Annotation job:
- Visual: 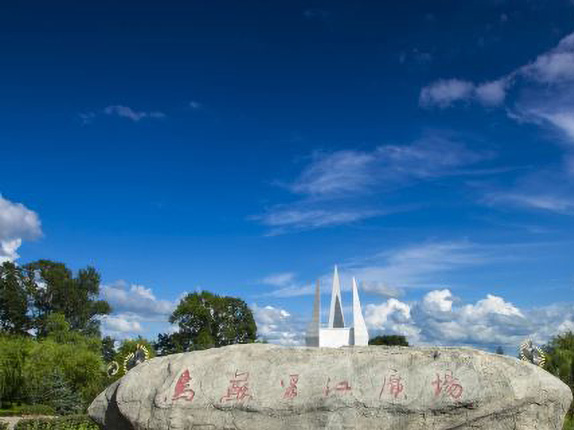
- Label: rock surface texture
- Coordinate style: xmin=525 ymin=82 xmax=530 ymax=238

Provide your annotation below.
xmin=89 ymin=344 xmax=572 ymax=430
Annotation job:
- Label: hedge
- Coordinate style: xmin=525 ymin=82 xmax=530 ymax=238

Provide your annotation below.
xmin=14 ymin=415 xmax=98 ymax=430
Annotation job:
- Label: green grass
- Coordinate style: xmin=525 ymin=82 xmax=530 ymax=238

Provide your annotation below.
xmin=0 ymin=404 xmax=55 ymax=417
xmin=564 ymin=415 xmax=574 ymax=430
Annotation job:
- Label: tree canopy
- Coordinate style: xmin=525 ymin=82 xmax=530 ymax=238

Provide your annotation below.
xmin=369 ymin=334 xmax=409 ymax=346
xmin=156 ymin=291 xmax=257 ymax=354
xmin=0 ymin=262 xmax=31 ymax=335
xmin=544 ymin=331 xmax=574 ymax=416
xmin=23 ymin=260 xmax=111 ymax=337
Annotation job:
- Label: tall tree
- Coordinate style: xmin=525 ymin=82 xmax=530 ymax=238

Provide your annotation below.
xmin=369 ymin=335 xmax=409 ymax=346
xmin=0 ymin=262 xmax=31 ymax=335
xmin=544 ymin=331 xmax=574 ymax=416
xmin=154 ymin=332 xmax=186 ymax=356
xmin=162 ymin=291 xmax=257 ymax=353
xmin=101 ymin=336 xmax=116 ymax=363
xmin=24 ymin=260 xmax=111 ymax=336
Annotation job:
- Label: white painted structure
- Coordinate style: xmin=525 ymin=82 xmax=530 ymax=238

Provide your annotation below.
xmin=305 ymin=267 xmax=369 ymax=347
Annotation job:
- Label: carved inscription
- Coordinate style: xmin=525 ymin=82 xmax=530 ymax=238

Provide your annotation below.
xmin=220 ymin=370 xmax=252 ymax=402
xmin=379 ymin=370 xmax=404 ymax=400
xmin=432 ymin=370 xmax=463 ymax=400
xmin=172 ymin=369 xmax=195 ymax=402
xmin=323 ymin=377 xmax=352 ymax=397
xmin=281 ymin=374 xmax=299 ymax=399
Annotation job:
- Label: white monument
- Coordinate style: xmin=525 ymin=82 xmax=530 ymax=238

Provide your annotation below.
xmin=305 ymin=266 xmax=369 ymax=347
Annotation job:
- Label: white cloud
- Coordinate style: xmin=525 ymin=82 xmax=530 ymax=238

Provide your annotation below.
xmin=420 ymin=78 xmax=509 ymax=108
xmin=261 ymin=272 xmax=313 ymax=298
xmin=100 ymin=314 xmax=143 ymax=339
xmin=422 ymin=289 xmax=454 ymax=312
xmin=342 ymin=241 xmax=490 ymax=292
xmin=257 ymin=134 xmax=491 ymax=234
xmin=264 ymin=241 xmax=491 ymax=298
xmin=291 ymin=136 xmax=489 ymax=197
xmin=420 ymin=32 xmax=574 ymax=213
xmin=483 ymin=169 xmax=574 ymax=214
xmin=475 ymin=79 xmax=509 ymax=106
xmin=189 ymin=101 xmax=202 ymax=110
xmin=261 ymin=272 xmax=296 ymax=287
xmin=80 ymin=105 xmax=166 ymax=124
xmin=485 ymin=191 xmax=574 ymax=214
xmin=421 ymin=32 xmax=574 ymax=109
xmin=103 ymin=105 xmax=166 ymax=121
xmin=419 ymin=79 xmax=475 ymax=108
xmin=257 ymin=207 xmax=381 ymax=235
xmin=291 ymin=150 xmax=376 ymax=196
xmin=252 ymin=304 xmax=305 ymax=346
xmin=521 ymin=33 xmax=574 ymax=84
xmin=101 ymin=280 xmax=175 ymax=317
xmin=0 ymin=195 xmax=42 ymax=262
xmin=365 ymin=289 xmax=573 ymax=351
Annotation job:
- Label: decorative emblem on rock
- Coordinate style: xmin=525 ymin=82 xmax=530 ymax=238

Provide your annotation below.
xmin=123 ymin=344 xmax=150 ymax=374
xmin=519 ymin=339 xmax=546 ymax=367
xmin=107 ymin=361 xmax=120 ymax=376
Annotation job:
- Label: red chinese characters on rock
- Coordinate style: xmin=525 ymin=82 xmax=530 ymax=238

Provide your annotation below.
xmin=432 ymin=370 xmax=464 ymax=400
xmin=323 ymin=377 xmax=352 ymax=397
xmin=220 ymin=370 xmax=252 ymax=403
xmin=379 ymin=371 xmax=404 ymax=400
xmin=281 ymin=374 xmax=299 ymax=400
xmin=172 ymin=369 xmax=195 ymax=402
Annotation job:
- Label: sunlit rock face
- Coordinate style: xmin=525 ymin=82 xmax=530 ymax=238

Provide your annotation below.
xmin=89 ymin=344 xmax=572 ymax=430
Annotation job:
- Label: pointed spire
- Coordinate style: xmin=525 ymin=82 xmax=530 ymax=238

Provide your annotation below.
xmin=305 ymin=280 xmax=321 ymax=346
xmin=351 ymin=277 xmax=369 ymax=346
xmin=328 ymin=266 xmax=345 ymax=328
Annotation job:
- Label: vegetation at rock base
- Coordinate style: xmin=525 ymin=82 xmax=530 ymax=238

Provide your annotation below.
xmin=0 ymin=404 xmax=55 ymax=417
xmin=13 ymin=415 xmax=98 ymax=430
xmin=369 ymin=334 xmax=409 ymax=346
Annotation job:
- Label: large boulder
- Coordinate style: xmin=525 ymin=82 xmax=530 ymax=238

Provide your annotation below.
xmin=89 ymin=344 xmax=572 ymax=430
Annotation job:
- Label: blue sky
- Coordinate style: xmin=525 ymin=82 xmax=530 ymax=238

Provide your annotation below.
xmin=2 ymin=0 xmax=574 ymax=352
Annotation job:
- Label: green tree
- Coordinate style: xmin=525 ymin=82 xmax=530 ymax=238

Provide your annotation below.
xmin=0 ymin=335 xmax=33 ymax=407
xmin=31 ymin=368 xmax=83 ymax=415
xmin=154 ymin=332 xmax=186 ymax=356
xmin=0 ymin=262 xmax=31 ymax=335
xmin=24 ymin=315 xmax=106 ymax=405
xmin=164 ymin=291 xmax=257 ymax=353
xmin=544 ymin=331 xmax=574 ymax=417
xmin=369 ymin=334 xmax=409 ymax=346
xmin=101 ymin=336 xmax=116 ymax=363
xmin=24 ymin=260 xmax=111 ymax=337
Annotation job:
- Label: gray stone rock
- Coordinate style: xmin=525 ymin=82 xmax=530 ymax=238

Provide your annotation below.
xmin=89 ymin=344 xmax=572 ymax=430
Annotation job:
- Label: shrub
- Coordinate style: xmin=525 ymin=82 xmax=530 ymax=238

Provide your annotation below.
xmin=14 ymin=415 xmax=98 ymax=430
xmin=24 ymin=338 xmax=105 ymax=408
